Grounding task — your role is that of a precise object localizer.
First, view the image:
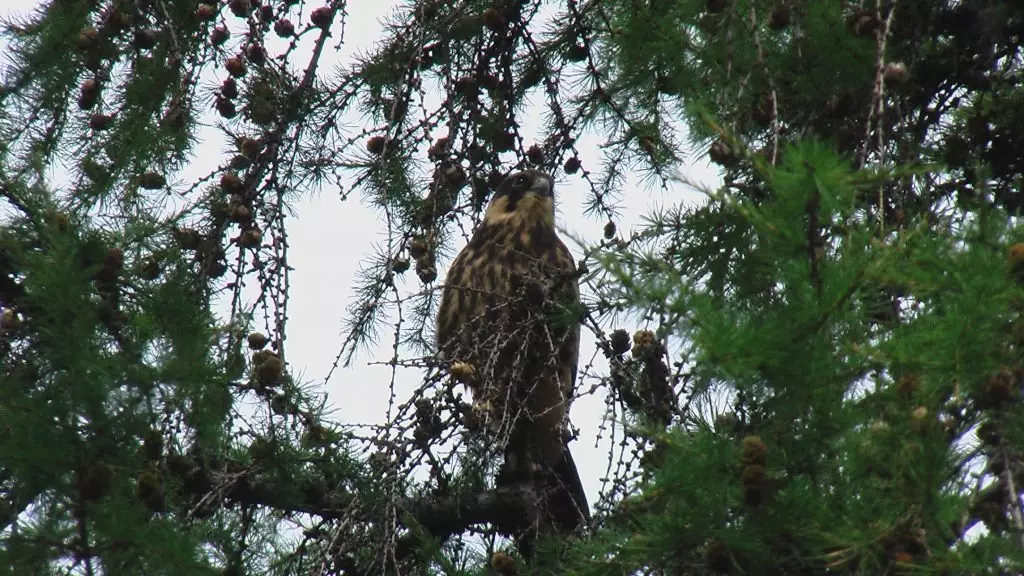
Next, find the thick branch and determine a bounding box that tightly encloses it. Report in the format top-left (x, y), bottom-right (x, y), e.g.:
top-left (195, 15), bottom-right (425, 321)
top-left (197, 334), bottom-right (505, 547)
top-left (183, 459), bottom-right (540, 543)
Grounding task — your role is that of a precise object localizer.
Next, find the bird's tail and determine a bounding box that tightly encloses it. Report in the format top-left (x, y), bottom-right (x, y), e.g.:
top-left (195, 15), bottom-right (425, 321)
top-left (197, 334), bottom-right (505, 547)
top-left (504, 442), bottom-right (590, 561)
top-left (496, 439), bottom-right (590, 532)
top-left (542, 443), bottom-right (590, 532)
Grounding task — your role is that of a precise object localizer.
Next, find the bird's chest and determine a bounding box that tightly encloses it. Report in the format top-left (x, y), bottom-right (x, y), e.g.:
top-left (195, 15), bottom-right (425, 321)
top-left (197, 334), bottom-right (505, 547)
top-left (469, 234), bottom-right (558, 317)
top-left (438, 224), bottom-right (573, 361)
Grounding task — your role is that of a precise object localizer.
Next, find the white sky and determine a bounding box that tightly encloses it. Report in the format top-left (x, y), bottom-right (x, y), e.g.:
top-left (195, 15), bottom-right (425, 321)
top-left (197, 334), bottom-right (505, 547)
top-left (0, 0), bottom-right (720, 507)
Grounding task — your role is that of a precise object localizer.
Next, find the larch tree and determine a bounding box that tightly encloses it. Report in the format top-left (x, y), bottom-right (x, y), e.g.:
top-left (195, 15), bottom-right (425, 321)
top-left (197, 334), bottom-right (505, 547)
top-left (0, 0), bottom-right (1022, 574)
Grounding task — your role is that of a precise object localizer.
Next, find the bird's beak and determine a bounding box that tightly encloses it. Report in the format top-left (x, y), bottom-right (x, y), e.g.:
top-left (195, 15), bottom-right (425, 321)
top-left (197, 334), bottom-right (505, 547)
top-left (530, 174), bottom-right (553, 197)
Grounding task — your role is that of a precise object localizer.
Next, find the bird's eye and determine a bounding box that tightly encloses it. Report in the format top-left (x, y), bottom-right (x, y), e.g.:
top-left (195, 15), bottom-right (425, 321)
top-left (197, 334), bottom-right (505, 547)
top-left (512, 174), bottom-right (530, 188)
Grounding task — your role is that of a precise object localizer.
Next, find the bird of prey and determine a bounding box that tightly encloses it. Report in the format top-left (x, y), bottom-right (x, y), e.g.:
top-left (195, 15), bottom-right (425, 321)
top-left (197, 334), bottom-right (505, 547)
top-left (435, 168), bottom-right (590, 542)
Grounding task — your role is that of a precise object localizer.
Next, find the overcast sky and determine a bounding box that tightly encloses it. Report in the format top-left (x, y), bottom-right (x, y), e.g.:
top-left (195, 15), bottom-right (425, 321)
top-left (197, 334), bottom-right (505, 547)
top-left (1, 0), bottom-right (720, 506)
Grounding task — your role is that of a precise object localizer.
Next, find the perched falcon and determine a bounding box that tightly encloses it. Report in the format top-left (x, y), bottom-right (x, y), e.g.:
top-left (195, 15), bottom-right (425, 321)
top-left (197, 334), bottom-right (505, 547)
top-left (435, 168), bottom-right (590, 538)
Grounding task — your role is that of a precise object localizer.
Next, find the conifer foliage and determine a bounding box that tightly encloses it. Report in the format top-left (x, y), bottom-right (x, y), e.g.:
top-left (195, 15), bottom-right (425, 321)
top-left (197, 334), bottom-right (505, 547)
top-left (0, 0), bottom-right (1022, 574)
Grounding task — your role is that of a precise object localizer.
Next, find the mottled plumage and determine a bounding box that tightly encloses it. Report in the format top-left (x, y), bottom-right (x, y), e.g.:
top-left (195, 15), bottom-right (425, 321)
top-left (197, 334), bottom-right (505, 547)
top-left (435, 169), bottom-right (589, 535)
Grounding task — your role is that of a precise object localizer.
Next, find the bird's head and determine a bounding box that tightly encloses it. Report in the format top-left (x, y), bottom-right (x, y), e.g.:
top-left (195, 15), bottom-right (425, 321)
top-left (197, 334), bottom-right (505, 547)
top-left (484, 169), bottom-right (556, 227)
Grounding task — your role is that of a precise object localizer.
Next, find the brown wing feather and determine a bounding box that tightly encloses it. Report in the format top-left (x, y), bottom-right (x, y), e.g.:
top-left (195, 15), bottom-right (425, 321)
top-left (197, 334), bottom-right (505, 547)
top-left (436, 223), bottom-right (506, 407)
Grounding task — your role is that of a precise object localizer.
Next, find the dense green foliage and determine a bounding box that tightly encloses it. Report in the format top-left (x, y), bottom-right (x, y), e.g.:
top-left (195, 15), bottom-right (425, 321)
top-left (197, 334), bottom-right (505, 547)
top-left (0, 0), bottom-right (1022, 574)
